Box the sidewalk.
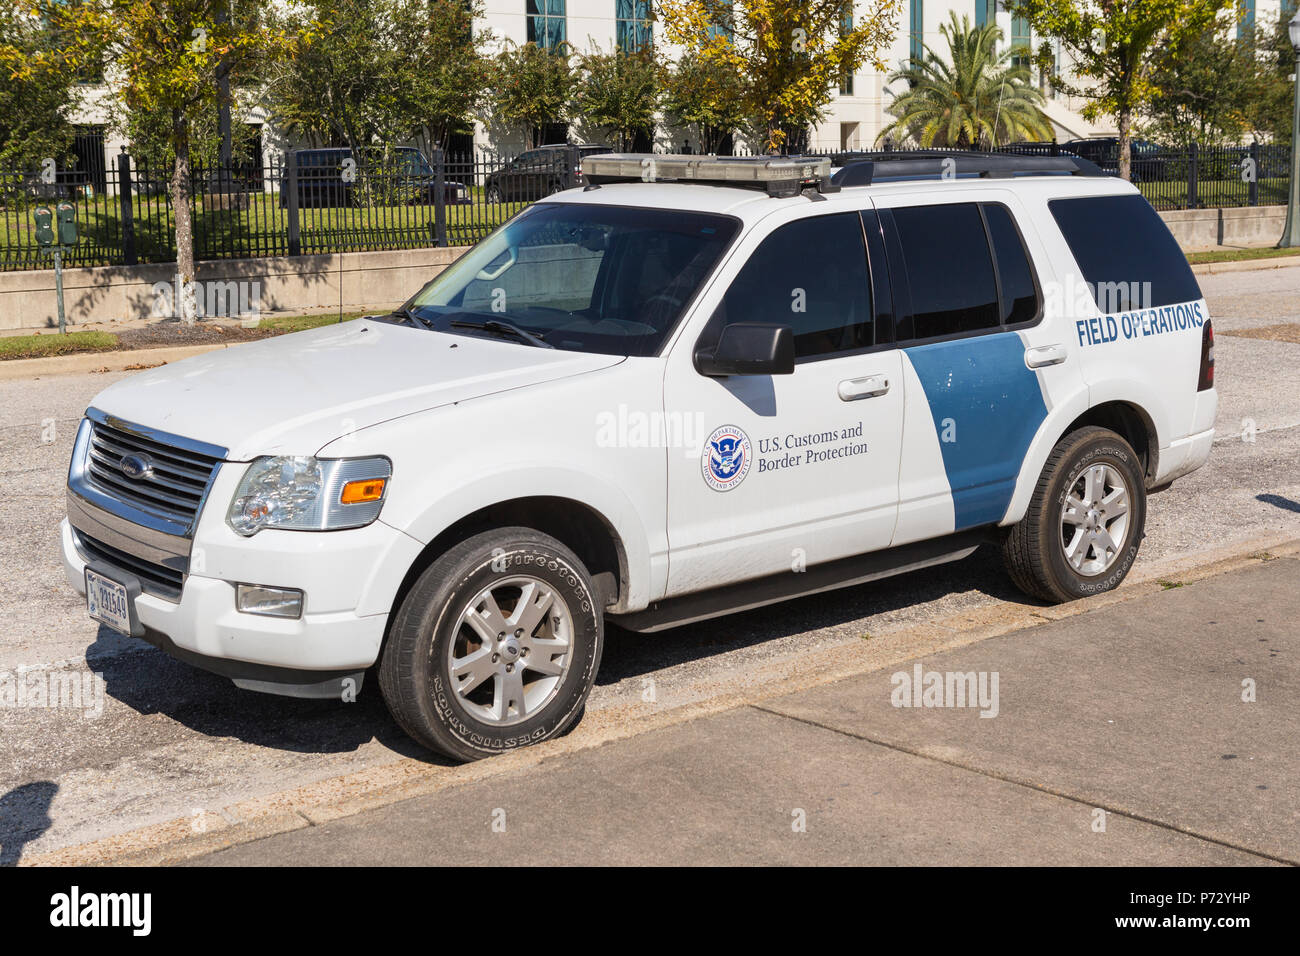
[192,554,1299,866]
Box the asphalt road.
[2,264,1299,863]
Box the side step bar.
[610,529,991,633]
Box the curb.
[21,533,1300,867]
[1190,255,1300,275]
[0,343,229,382]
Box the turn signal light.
[340,478,386,504]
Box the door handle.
[1025,344,1067,368]
[838,374,890,401]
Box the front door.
[663,209,904,596]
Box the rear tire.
[1001,426,1147,603]
[379,527,603,761]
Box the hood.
[89,319,623,459]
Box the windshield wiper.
[392,306,436,330]
[449,318,554,349]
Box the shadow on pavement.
[0,780,57,866]
[1256,492,1300,514]
[84,544,1031,758]
[597,543,1035,686]
[86,634,443,764]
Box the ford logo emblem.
[120,453,153,480]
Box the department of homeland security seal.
[702,424,752,492]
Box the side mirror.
[697,322,795,376]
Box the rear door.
[873,192,1084,545]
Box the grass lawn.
[0,330,119,361]
[257,311,372,332]
[1185,246,1300,264]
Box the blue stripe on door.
[904,332,1047,530]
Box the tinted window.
[711,212,872,359]
[889,203,1000,340]
[983,204,1040,324]
[1049,194,1202,310]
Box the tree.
[37,0,300,324]
[877,12,1052,148]
[264,0,405,153]
[396,0,493,152]
[658,0,902,153]
[0,2,82,169]
[1143,19,1253,147]
[577,47,661,150]
[485,41,576,148]
[1243,7,1298,145]
[661,51,750,153]
[1013,0,1233,180]
[264,0,492,154]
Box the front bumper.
[61,513,420,698]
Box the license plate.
[85,568,132,636]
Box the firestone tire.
[1001,426,1147,604]
[379,527,603,762]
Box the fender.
[1002,383,1165,526]
[378,466,658,614]
[1083,375,1182,480]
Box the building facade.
[66,0,1287,176]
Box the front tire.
[1001,426,1147,603]
[379,527,603,761]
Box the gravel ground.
[114,321,276,350]
[1,263,1298,862]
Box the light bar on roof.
[581,153,834,197]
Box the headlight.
[227,455,391,536]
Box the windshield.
[406,202,740,356]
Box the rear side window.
[984,204,1040,325]
[887,203,1000,339]
[711,212,872,360]
[1049,194,1202,309]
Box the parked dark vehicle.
[280,147,470,208]
[482,144,613,203]
[1060,138,1171,182]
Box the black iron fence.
[0,142,1291,273]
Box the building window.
[527,0,566,49]
[704,0,734,42]
[616,0,652,52]
[839,6,854,95]
[1010,13,1030,66]
[910,0,924,64]
[1239,0,1255,40]
[975,0,996,28]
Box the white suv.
[62,153,1217,760]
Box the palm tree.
[877,12,1053,149]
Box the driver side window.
[707,212,873,361]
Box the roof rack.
[581,153,838,198]
[824,150,1108,187]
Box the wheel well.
[386,496,627,628]
[1063,402,1159,483]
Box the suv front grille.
[74,529,185,601]
[84,418,222,530]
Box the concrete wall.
[1158,205,1287,251]
[0,246,465,333]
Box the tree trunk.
[171,113,198,326]
[1117,107,1132,182]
